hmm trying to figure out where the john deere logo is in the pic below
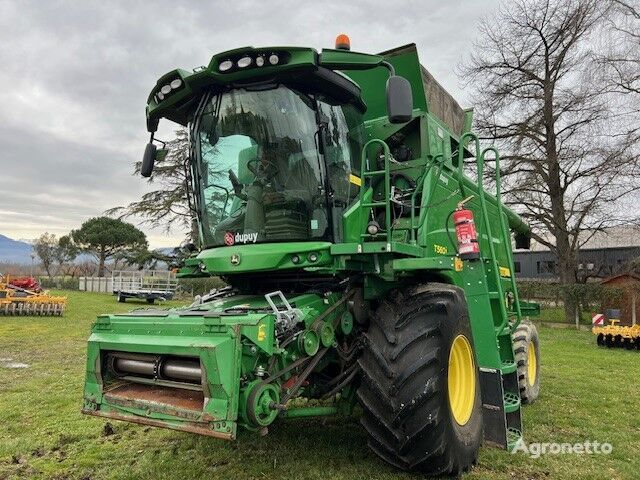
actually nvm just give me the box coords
[230,253,241,266]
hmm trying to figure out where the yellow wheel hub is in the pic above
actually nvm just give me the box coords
[527,342,537,386]
[447,334,476,426]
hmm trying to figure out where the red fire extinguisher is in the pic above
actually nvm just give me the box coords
[453,196,480,261]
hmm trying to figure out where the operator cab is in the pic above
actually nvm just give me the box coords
[140,42,413,251]
[193,83,365,247]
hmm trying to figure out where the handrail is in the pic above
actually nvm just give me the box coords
[477,148,509,334]
[482,146,523,332]
[360,139,392,239]
[457,132,481,198]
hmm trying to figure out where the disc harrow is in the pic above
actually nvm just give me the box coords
[0,275,66,316]
[593,321,640,350]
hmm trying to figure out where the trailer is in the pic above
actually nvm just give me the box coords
[111,270,177,304]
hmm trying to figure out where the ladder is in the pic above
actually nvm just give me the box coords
[457,132,524,450]
[358,139,446,246]
[457,132,522,450]
[359,139,393,242]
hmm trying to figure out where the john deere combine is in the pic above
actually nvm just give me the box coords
[82,37,541,475]
[0,275,66,315]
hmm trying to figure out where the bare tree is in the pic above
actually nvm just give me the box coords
[460,0,640,321]
[595,0,640,140]
[33,233,57,277]
[75,261,98,278]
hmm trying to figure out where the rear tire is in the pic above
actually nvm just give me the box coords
[357,283,482,476]
[117,293,126,303]
[512,321,541,404]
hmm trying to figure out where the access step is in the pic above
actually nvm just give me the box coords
[503,391,521,413]
[507,428,523,451]
[500,360,517,375]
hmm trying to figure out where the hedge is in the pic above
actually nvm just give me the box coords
[38,276,80,290]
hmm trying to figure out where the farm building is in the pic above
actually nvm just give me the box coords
[513,226,640,280]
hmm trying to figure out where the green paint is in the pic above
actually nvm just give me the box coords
[83,40,539,457]
[281,406,339,418]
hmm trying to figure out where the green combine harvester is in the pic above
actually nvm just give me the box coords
[82,36,541,475]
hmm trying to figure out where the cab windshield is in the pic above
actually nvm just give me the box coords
[192,85,363,247]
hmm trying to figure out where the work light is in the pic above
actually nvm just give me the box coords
[219,60,233,72]
[237,56,252,68]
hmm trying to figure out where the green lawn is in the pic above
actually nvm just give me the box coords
[0,291,638,479]
[534,305,594,325]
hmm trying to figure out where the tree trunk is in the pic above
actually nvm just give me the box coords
[542,76,578,324]
[98,246,106,278]
[555,238,577,323]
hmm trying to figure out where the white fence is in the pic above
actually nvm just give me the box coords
[79,277,114,293]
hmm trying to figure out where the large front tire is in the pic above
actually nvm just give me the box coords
[357,284,482,476]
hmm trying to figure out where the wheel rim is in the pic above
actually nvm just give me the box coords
[448,334,476,426]
[527,342,537,386]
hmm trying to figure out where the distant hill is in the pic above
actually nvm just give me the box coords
[0,234,34,264]
[0,235,180,267]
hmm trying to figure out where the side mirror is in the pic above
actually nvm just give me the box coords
[141,143,157,178]
[386,75,413,124]
[514,232,531,250]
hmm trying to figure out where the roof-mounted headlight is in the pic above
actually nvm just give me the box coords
[219,60,233,72]
[237,56,252,68]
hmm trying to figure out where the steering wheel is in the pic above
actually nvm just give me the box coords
[247,158,279,182]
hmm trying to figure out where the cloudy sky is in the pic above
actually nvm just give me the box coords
[0,0,500,248]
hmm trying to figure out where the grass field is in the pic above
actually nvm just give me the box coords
[1,291,638,480]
